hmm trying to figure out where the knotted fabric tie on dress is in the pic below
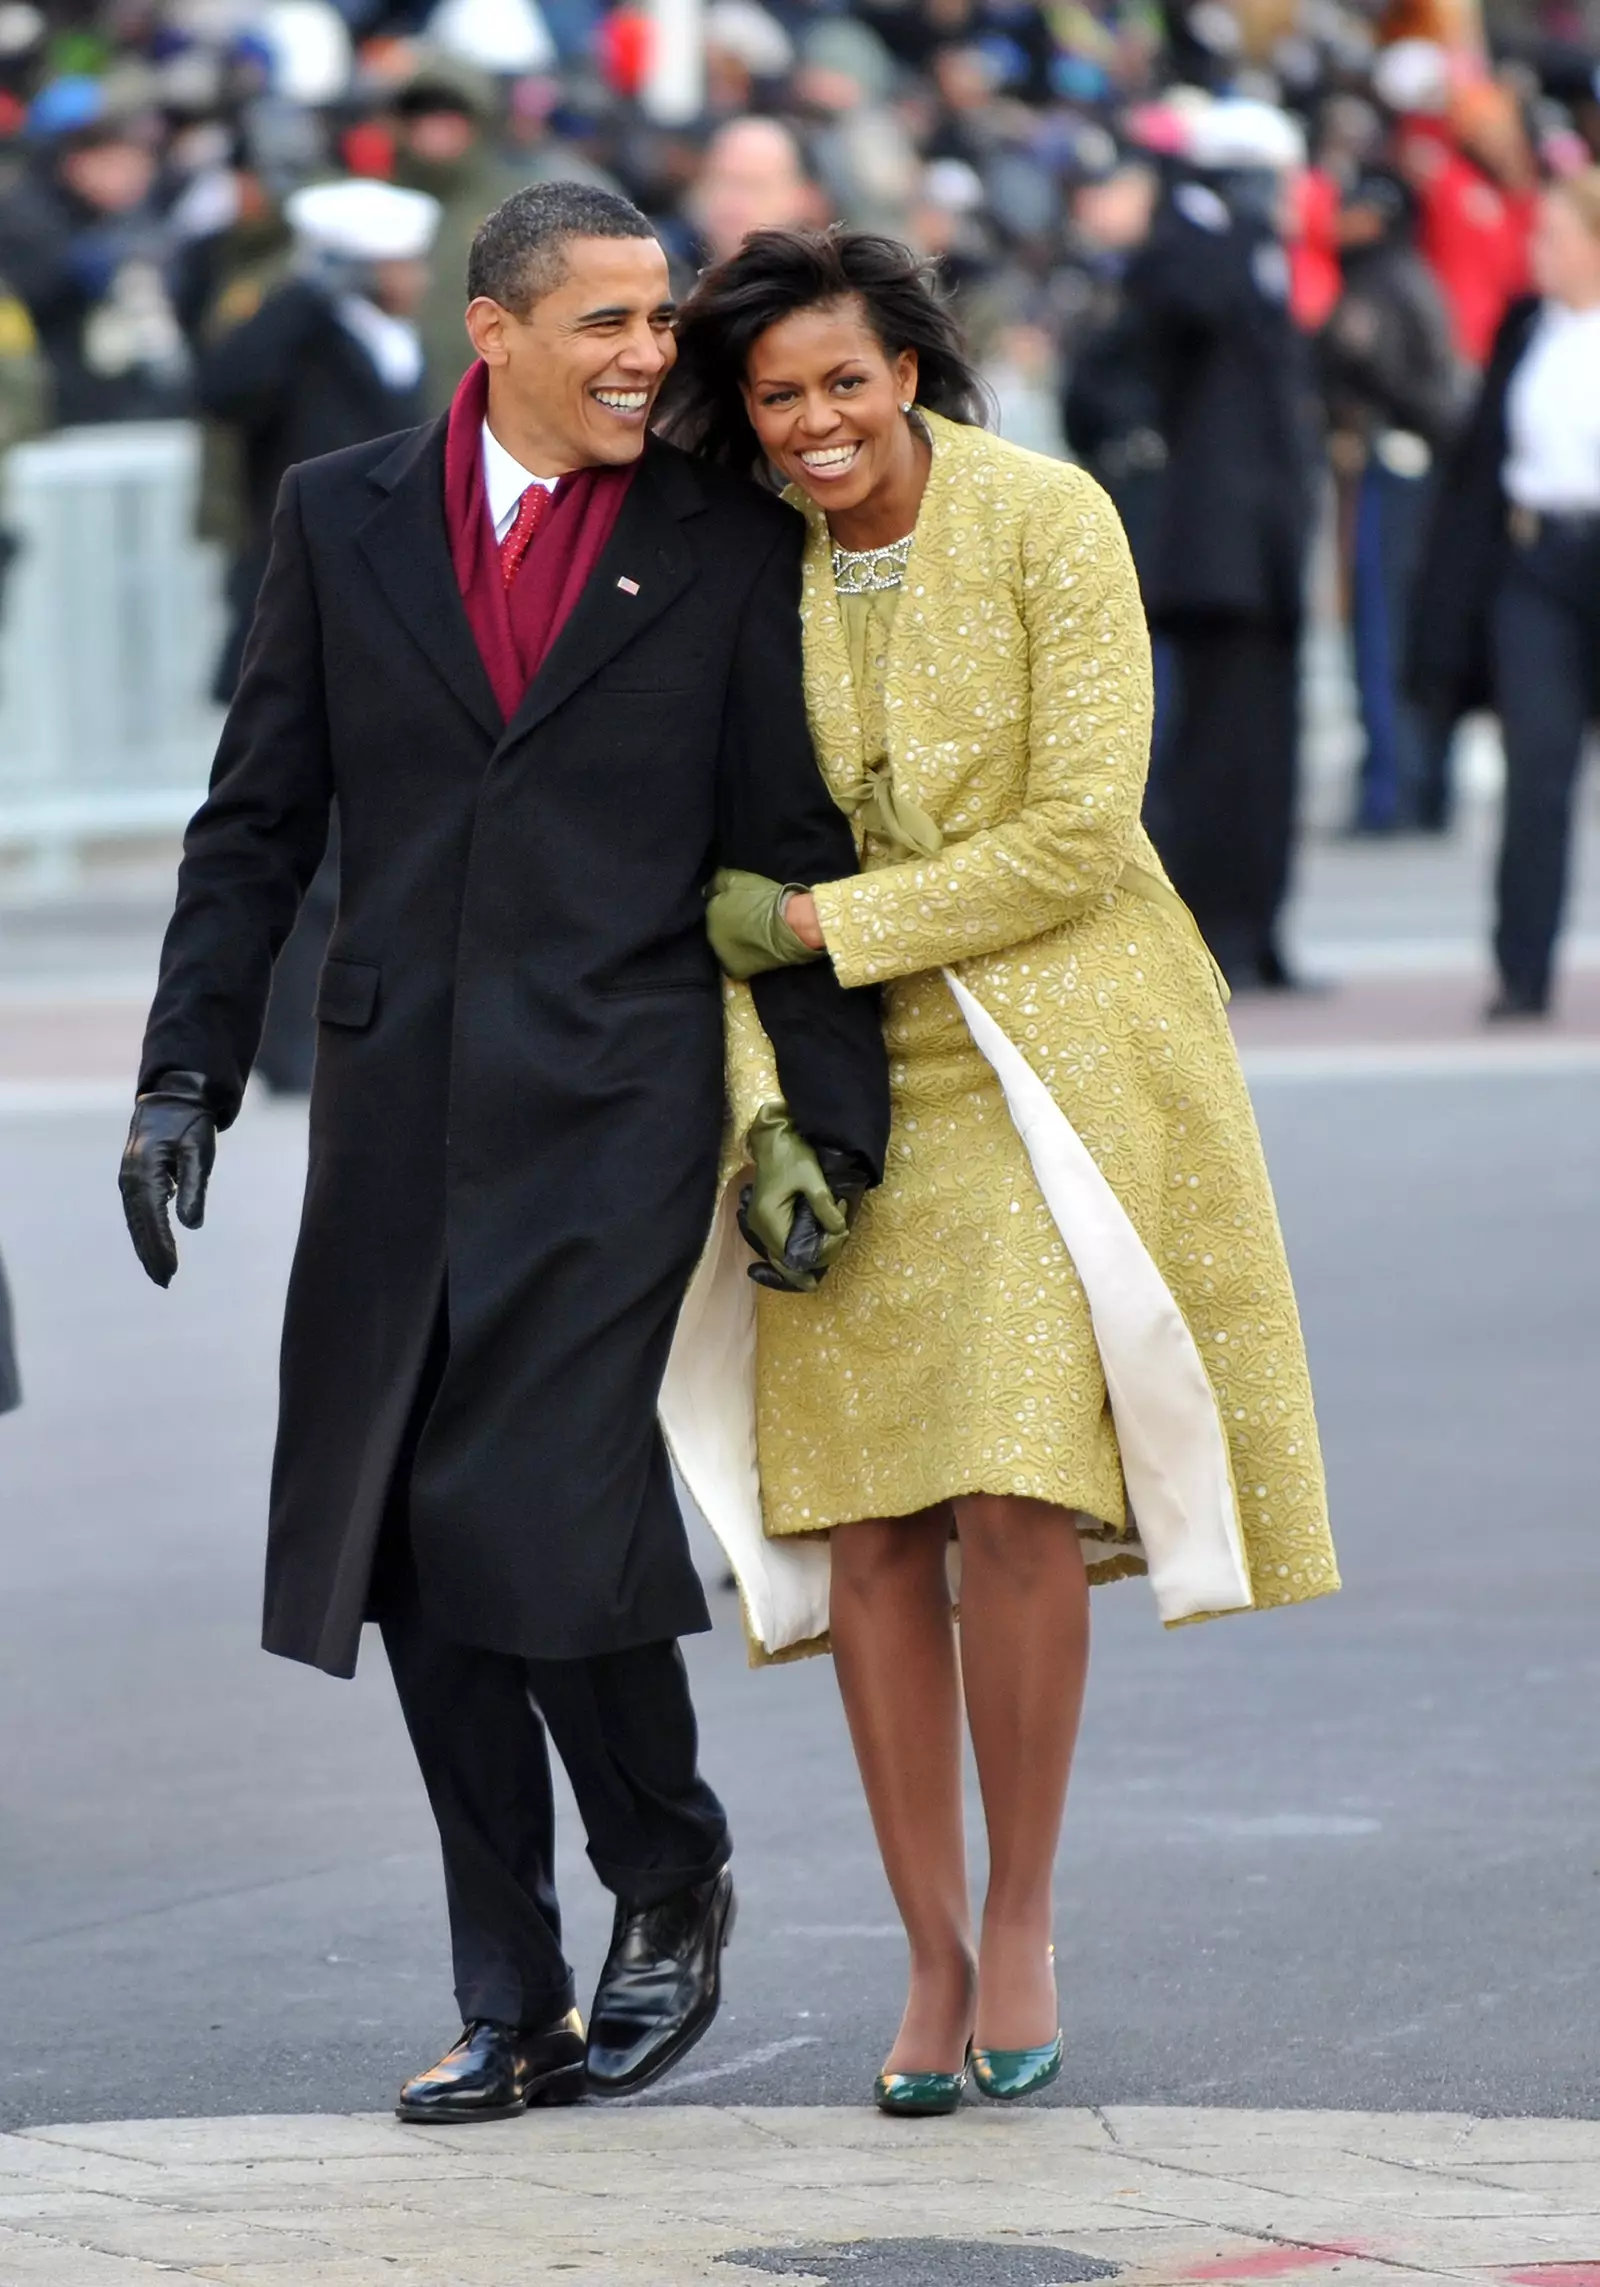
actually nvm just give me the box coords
[499,481,551,586]
[838,762,947,859]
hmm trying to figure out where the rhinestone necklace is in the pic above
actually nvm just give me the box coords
[831,531,913,595]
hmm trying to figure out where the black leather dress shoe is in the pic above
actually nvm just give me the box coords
[585,1865,736,2098]
[1485,988,1549,1023]
[396,2009,586,2122]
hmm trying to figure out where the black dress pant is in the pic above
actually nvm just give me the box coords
[1490,521,1600,1009]
[1152,618,1301,988]
[372,1314,730,2030]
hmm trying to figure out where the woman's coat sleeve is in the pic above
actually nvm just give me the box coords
[810,474,1153,989]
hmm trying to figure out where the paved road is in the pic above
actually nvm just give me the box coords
[2,1065,1598,2130]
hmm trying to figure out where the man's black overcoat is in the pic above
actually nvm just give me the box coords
[1127,191,1318,630]
[1405,297,1538,720]
[139,418,890,1679]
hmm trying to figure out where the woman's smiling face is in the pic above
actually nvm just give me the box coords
[741,297,918,516]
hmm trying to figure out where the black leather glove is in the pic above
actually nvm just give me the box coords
[737,1104,871,1294]
[119,1070,217,1289]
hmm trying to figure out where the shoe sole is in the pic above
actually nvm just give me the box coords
[584,1885,737,2102]
[395,2059,587,2124]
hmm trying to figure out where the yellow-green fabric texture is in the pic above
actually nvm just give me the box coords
[721,412,1337,1622]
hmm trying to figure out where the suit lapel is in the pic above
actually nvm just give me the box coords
[498,441,699,747]
[355,421,502,742]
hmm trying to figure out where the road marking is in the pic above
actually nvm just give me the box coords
[632,2034,821,2098]
[770,1924,903,1939]
[0,1080,130,1113]
[1243,1040,1600,1082]
[1185,2244,1368,2280]
[1186,1813,1382,1838]
[1294,937,1600,978]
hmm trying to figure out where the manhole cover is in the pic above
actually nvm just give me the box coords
[720,2241,1121,2285]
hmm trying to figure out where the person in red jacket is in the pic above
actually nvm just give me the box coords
[1381,45,1536,367]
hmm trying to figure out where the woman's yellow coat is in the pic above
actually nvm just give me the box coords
[719,412,1337,1626]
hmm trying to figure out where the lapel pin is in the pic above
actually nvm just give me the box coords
[616,576,640,596]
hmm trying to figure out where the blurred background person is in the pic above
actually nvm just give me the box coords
[1128,97,1319,992]
[1383,42,1538,372]
[1321,163,1466,833]
[389,48,609,413]
[1410,169,1600,1022]
[0,255,47,628]
[690,113,824,266]
[0,76,190,427]
[0,1242,17,1419]
[197,175,438,1093]
[1061,150,1164,584]
[197,175,438,698]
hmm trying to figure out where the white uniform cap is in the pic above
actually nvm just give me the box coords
[1371,38,1451,118]
[426,0,556,74]
[1188,96,1307,172]
[703,1,794,78]
[286,179,442,263]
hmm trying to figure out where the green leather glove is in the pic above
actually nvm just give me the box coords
[705,867,823,982]
[738,1102,864,1293]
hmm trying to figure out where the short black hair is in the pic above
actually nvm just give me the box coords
[467,181,659,316]
[659,227,990,475]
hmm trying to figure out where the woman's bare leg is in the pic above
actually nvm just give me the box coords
[828,1506,976,2074]
[953,1494,1091,2050]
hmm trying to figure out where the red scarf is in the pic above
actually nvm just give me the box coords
[443,360,637,724]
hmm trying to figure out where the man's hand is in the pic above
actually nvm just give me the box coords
[119,1071,217,1289]
[705,868,826,982]
[737,1103,867,1293]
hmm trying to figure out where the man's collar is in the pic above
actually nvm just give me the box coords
[481,419,559,534]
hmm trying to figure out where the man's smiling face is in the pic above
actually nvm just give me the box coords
[468,234,677,476]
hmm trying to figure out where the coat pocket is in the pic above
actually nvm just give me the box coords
[315,957,380,1030]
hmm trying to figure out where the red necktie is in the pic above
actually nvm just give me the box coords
[499,481,551,587]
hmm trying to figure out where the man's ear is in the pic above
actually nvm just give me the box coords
[465,296,513,367]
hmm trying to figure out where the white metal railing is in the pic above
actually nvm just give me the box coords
[0,422,222,886]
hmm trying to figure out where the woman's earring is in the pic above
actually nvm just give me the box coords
[899,401,913,413]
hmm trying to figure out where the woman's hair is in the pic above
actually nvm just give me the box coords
[659,226,991,475]
[1553,166,1600,243]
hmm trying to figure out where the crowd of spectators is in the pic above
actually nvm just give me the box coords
[0,0,1596,1001]
[1,1,1592,437]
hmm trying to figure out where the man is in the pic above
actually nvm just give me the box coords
[0,81,189,427]
[119,183,889,2119]
[1129,99,1319,992]
[1320,166,1465,833]
[199,179,439,695]
[690,116,823,266]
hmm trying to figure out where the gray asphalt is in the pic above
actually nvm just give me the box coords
[2,1071,1598,2127]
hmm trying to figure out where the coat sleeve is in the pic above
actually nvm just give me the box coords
[812,469,1152,990]
[714,516,890,1181]
[137,467,333,1123]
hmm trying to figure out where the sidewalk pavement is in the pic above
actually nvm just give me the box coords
[6,2105,1600,2285]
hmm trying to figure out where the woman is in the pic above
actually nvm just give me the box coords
[1409,170,1600,1018]
[660,230,1338,2113]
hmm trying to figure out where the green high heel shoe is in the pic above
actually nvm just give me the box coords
[873,2045,972,2117]
[970,2031,1064,2101]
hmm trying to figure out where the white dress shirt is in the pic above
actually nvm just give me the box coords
[482,420,560,543]
[334,295,423,392]
[1503,301,1600,514]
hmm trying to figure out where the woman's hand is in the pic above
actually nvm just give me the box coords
[706,869,825,980]
[779,890,826,951]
